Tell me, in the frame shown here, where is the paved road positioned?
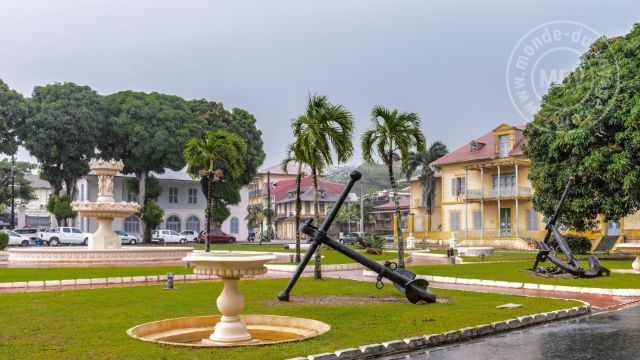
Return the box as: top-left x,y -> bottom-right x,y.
391,305 -> 640,360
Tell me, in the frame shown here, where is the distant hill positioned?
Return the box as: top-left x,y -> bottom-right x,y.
323,162 -> 406,195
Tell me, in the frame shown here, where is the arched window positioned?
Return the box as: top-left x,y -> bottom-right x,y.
124,215 -> 140,233
186,216 -> 200,232
230,216 -> 239,234
166,216 -> 181,232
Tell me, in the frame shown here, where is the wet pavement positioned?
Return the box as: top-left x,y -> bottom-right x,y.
393,305 -> 640,360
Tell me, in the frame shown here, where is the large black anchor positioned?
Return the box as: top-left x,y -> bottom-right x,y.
277,170 -> 437,304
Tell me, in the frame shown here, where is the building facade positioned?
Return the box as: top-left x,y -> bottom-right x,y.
405,123 -> 640,248
18,169 -> 249,241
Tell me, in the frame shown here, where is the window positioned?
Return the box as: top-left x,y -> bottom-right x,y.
451,177 -> 466,197
470,142 -> 477,152
492,174 -> 516,196
124,216 -> 140,233
63,228 -> 71,233
319,203 -> 325,214
126,190 -> 137,203
72,228 -> 82,234
473,211 -> 482,230
188,188 -> 198,204
305,202 -> 311,214
168,187 -> 178,204
499,135 -> 510,157
80,184 -> 85,201
527,209 -> 539,230
186,216 -> 200,232
166,215 -> 181,232
449,211 -> 460,231
230,217 -> 239,234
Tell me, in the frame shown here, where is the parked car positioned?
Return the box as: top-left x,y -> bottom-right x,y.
152,230 -> 188,244
1,230 -> 31,247
198,229 -> 236,244
39,227 -> 89,246
14,228 -> 39,240
180,230 -> 200,243
115,230 -> 138,245
339,231 -> 368,245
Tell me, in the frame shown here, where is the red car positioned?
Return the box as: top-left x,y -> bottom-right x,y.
198,229 -> 236,244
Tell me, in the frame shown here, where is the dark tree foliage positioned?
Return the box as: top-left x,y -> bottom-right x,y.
524,24 -> 640,230
46,195 -> 76,227
0,80 -> 28,156
0,159 -> 36,208
21,82 -> 107,197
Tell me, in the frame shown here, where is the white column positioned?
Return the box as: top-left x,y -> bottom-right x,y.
480,166 -> 484,239
515,163 -> 519,237
465,167 -> 468,238
497,165 -> 501,238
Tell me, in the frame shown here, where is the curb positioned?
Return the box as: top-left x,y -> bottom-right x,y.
359,272 -> 640,297
0,273 -> 217,290
290,304 -> 591,360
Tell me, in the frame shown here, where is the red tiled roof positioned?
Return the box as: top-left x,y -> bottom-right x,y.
431,124 -> 527,166
262,175 -> 345,203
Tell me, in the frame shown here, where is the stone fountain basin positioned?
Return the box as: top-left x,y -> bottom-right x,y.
72,202 -> 140,218
182,251 -> 277,277
613,243 -> 640,271
127,314 -> 330,347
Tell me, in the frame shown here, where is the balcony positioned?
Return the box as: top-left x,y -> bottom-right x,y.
464,187 -> 532,201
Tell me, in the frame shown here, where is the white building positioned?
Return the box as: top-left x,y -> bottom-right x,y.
18,169 -> 249,241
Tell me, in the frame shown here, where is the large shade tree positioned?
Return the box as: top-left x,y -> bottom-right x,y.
403,141 -> 449,231
291,94 -> 354,279
0,80 -> 28,156
0,159 -> 36,210
183,129 -> 246,252
22,82 -> 107,198
102,91 -> 202,243
361,106 -> 426,269
524,24 -> 640,230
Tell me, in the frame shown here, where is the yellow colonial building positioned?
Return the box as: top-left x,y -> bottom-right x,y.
405,123 -> 640,250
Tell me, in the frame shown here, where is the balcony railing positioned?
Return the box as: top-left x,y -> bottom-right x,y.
463,187 -> 532,200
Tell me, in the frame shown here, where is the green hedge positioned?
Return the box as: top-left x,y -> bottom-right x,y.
548,234 -> 592,255
0,232 -> 8,250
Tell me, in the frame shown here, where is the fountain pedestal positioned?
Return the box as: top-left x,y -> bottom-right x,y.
613,243 -> 640,271
182,251 -> 276,345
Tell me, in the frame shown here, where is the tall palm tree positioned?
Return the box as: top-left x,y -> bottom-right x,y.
183,129 -> 247,252
403,142 -> 449,232
282,143 -> 305,263
361,106 -> 426,269
292,94 -> 354,279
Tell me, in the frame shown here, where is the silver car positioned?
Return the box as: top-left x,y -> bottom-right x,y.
116,230 -> 138,245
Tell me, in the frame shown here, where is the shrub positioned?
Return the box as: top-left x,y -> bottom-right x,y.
356,235 -> 386,255
548,234 -> 592,255
0,232 -> 8,250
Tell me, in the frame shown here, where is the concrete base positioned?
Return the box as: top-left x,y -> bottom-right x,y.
457,247 -> 495,256
7,247 -> 193,263
127,315 -> 330,347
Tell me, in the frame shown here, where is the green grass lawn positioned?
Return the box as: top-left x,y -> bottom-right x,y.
410,260 -> 640,288
0,266 -> 193,283
0,278 -> 581,360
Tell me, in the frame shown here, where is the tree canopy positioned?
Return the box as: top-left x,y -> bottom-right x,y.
0,80 -> 28,156
524,24 -> 640,230
21,82 -> 107,196
0,159 -> 36,209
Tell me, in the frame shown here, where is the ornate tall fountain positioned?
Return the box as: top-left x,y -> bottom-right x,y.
7,159 -> 193,264
72,159 -> 139,249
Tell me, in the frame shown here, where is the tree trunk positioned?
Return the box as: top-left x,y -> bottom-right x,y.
295,164 -> 302,263
206,174 -> 213,252
312,167 -> 322,279
388,153 -> 405,269
65,179 -> 77,200
137,171 -> 150,243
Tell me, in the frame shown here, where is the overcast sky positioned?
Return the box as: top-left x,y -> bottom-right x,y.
1,0 -> 638,168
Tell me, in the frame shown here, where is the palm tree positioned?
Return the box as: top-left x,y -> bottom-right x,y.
403,142 -> 449,232
282,143 -> 305,263
183,129 -> 247,252
292,94 -> 354,279
361,106 -> 426,269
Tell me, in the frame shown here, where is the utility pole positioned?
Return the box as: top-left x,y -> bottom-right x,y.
359,181 -> 364,233
10,155 -> 15,230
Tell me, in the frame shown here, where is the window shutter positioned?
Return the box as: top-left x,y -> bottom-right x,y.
451,178 -> 457,196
